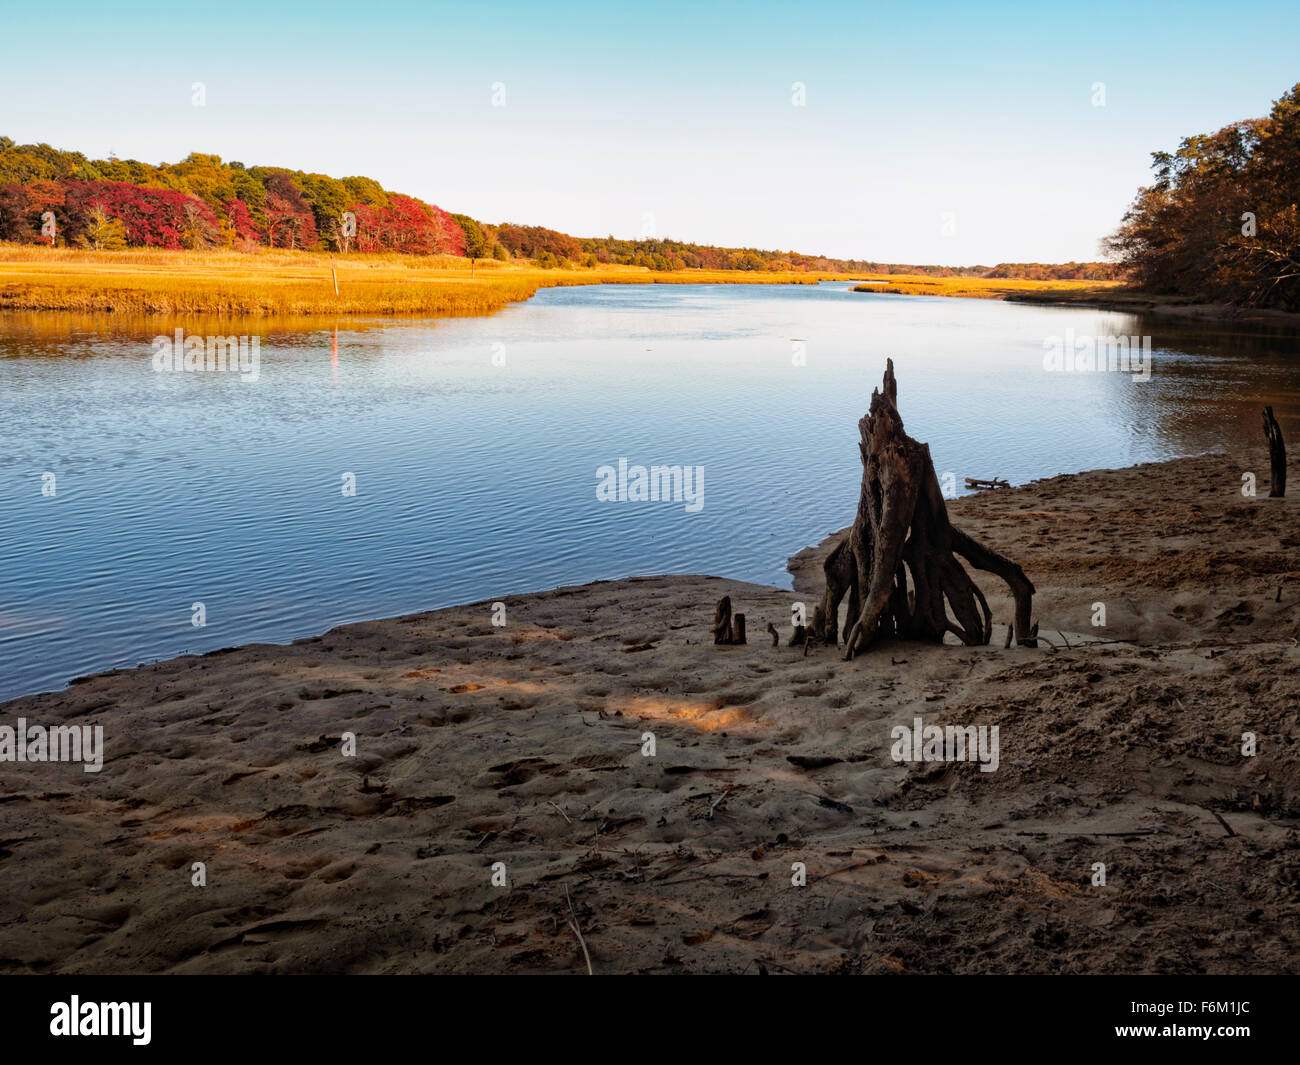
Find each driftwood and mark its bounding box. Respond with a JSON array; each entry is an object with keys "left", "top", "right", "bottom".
[
  {"left": 766, "top": 622, "right": 779, "bottom": 647},
  {"left": 1262, "top": 405, "right": 1286, "bottom": 497},
  {"left": 965, "top": 476, "right": 1009, "bottom": 490},
  {"left": 807, "top": 360, "right": 1037, "bottom": 658}
]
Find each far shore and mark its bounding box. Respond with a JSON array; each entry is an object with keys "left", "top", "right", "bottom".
[
  {"left": 847, "top": 279, "right": 1300, "bottom": 325},
  {"left": 1004, "top": 289, "right": 1300, "bottom": 326},
  {"left": 0, "top": 243, "right": 1122, "bottom": 320},
  {"left": 1, "top": 448, "right": 1295, "bottom": 974},
  {"left": 852, "top": 278, "right": 1300, "bottom": 326},
  {"left": 10, "top": 244, "right": 1291, "bottom": 327}
]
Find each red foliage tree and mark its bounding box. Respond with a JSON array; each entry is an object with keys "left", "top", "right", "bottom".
[
  {"left": 350, "top": 195, "right": 464, "bottom": 255},
  {"left": 55, "top": 180, "right": 216, "bottom": 249},
  {"left": 262, "top": 173, "right": 318, "bottom": 250},
  {"left": 496, "top": 223, "right": 582, "bottom": 260},
  {"left": 223, "top": 198, "right": 261, "bottom": 247},
  {"left": 0, "top": 183, "right": 36, "bottom": 242}
]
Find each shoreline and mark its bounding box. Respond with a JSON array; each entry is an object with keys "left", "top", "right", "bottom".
[
  {"left": 1003, "top": 290, "right": 1300, "bottom": 326},
  {"left": 1, "top": 449, "right": 1296, "bottom": 973}
]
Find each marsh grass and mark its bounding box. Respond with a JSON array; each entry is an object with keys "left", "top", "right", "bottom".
[
  {"left": 851, "top": 276, "right": 1123, "bottom": 300},
  {"left": 0, "top": 244, "right": 1119, "bottom": 318},
  {"left": 0, "top": 244, "right": 853, "bottom": 319}
]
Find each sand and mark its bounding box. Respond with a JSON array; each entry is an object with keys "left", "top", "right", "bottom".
[{"left": 0, "top": 448, "right": 1296, "bottom": 974}]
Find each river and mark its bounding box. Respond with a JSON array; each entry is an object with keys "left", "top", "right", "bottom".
[{"left": 1, "top": 281, "right": 1297, "bottom": 700}]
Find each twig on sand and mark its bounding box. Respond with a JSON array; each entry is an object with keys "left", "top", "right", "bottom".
[
  {"left": 1016, "top": 829, "right": 1164, "bottom": 838},
  {"left": 565, "top": 885, "right": 593, "bottom": 975},
  {"left": 547, "top": 801, "right": 572, "bottom": 824},
  {"left": 707, "top": 790, "right": 731, "bottom": 819},
  {"left": 655, "top": 871, "right": 769, "bottom": 887},
  {"left": 1205, "top": 808, "right": 1236, "bottom": 837}
]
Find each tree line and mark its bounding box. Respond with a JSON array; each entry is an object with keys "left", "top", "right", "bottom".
[{"left": 0, "top": 136, "right": 1118, "bottom": 281}]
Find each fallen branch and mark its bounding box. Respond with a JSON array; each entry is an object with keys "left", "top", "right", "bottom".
[{"left": 565, "top": 885, "right": 593, "bottom": 975}]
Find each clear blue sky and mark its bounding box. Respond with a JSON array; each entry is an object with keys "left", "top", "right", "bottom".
[{"left": 3, "top": 0, "right": 1297, "bottom": 264}]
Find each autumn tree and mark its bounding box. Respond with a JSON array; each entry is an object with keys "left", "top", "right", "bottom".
[
  {"left": 222, "top": 198, "right": 261, "bottom": 249},
  {"left": 81, "top": 204, "right": 127, "bottom": 250},
  {"left": 0, "top": 183, "right": 35, "bottom": 242},
  {"left": 452, "top": 213, "right": 488, "bottom": 260},
  {"left": 261, "top": 172, "right": 318, "bottom": 250},
  {"left": 1107, "top": 83, "right": 1300, "bottom": 310}
]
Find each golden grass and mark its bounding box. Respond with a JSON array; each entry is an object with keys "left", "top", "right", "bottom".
[
  {"left": 851, "top": 275, "right": 1123, "bottom": 300},
  {"left": 0, "top": 244, "right": 859, "bottom": 319}
]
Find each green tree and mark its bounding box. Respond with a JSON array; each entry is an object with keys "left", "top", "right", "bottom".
[{"left": 451, "top": 213, "right": 488, "bottom": 259}]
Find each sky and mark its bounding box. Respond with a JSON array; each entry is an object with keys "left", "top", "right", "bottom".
[{"left": 3, "top": 0, "right": 1298, "bottom": 265}]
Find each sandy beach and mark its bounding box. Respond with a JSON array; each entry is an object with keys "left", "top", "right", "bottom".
[{"left": 1, "top": 448, "right": 1296, "bottom": 975}]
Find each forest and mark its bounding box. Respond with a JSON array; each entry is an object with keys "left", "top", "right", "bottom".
[{"left": 1106, "top": 83, "right": 1300, "bottom": 310}]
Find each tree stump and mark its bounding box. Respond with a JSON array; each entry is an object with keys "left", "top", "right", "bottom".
[
  {"left": 710, "top": 597, "right": 748, "bottom": 644},
  {"left": 1263, "top": 405, "right": 1286, "bottom": 497},
  {"left": 808, "top": 360, "right": 1037, "bottom": 657},
  {"left": 712, "top": 596, "right": 733, "bottom": 644}
]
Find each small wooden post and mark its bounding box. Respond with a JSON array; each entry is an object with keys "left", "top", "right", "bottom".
[
  {"left": 1263, "top": 405, "right": 1286, "bottom": 497},
  {"left": 732, "top": 613, "right": 747, "bottom": 645}
]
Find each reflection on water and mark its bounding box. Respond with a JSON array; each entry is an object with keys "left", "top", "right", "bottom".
[{"left": 1, "top": 282, "right": 1297, "bottom": 701}]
